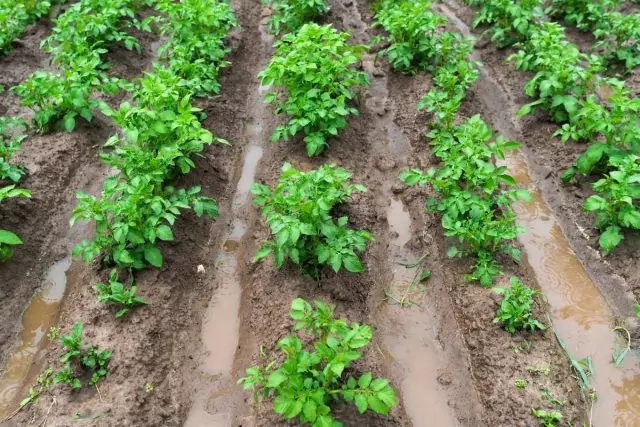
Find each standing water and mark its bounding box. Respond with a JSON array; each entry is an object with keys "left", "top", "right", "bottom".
[{"left": 0, "top": 256, "right": 71, "bottom": 420}]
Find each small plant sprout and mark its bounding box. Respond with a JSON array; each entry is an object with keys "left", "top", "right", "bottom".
[
  {"left": 252, "top": 163, "right": 373, "bottom": 279},
  {"left": 145, "top": 383, "right": 153, "bottom": 393},
  {"left": 94, "top": 269, "right": 148, "bottom": 318},
  {"left": 493, "top": 277, "right": 545, "bottom": 333},
  {"left": 238, "top": 298, "right": 397, "bottom": 425},
  {"left": 531, "top": 408, "right": 562, "bottom": 426},
  {"left": 515, "top": 378, "right": 527, "bottom": 389}
]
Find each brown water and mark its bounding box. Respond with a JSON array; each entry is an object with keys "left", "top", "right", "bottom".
[
  {"left": 0, "top": 256, "right": 71, "bottom": 419},
  {"left": 508, "top": 152, "right": 640, "bottom": 427},
  {"left": 382, "top": 198, "right": 459, "bottom": 427},
  {"left": 365, "top": 52, "right": 458, "bottom": 426}
]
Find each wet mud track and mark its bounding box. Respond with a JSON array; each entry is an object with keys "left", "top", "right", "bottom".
[{"left": 1, "top": 0, "right": 639, "bottom": 425}]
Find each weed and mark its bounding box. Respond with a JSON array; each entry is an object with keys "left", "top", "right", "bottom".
[
  {"left": 252, "top": 163, "right": 373, "bottom": 278},
  {"left": 238, "top": 298, "right": 397, "bottom": 425},
  {"left": 55, "top": 322, "right": 112, "bottom": 388},
  {"left": 515, "top": 378, "right": 527, "bottom": 389}
]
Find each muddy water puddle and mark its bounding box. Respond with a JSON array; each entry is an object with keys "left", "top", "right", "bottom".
[
  {"left": 509, "top": 153, "right": 640, "bottom": 426},
  {"left": 382, "top": 198, "right": 458, "bottom": 427},
  {"left": 185, "top": 142, "right": 264, "bottom": 427},
  {"left": 0, "top": 256, "right": 71, "bottom": 419}
]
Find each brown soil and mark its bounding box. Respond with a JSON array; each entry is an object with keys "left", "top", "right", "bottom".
[{"left": 0, "top": 0, "right": 603, "bottom": 426}]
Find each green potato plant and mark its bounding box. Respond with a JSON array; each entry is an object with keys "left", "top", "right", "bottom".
[
  {"left": 156, "top": 0, "right": 237, "bottom": 97},
  {"left": 0, "top": 185, "right": 31, "bottom": 263},
  {"left": 0, "top": 0, "right": 63, "bottom": 53},
  {"left": 594, "top": 12, "right": 640, "bottom": 71},
  {"left": 0, "top": 116, "right": 27, "bottom": 183},
  {"left": 94, "top": 269, "right": 148, "bottom": 318},
  {"left": 466, "top": 0, "right": 544, "bottom": 48},
  {"left": 259, "top": 23, "right": 368, "bottom": 156},
  {"left": 583, "top": 154, "right": 640, "bottom": 252},
  {"left": 264, "top": 0, "right": 327, "bottom": 35},
  {"left": 238, "top": 298, "right": 397, "bottom": 426},
  {"left": 372, "top": 0, "right": 447, "bottom": 73},
  {"left": 54, "top": 322, "right": 112, "bottom": 389},
  {"left": 251, "top": 162, "right": 373, "bottom": 279},
  {"left": 493, "top": 277, "right": 545, "bottom": 333}
]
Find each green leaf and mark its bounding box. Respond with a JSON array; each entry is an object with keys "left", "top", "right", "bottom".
[
  {"left": 599, "top": 226, "right": 623, "bottom": 253},
  {"left": 358, "top": 372, "right": 372, "bottom": 388},
  {"left": 156, "top": 225, "right": 174, "bottom": 241},
  {"left": 266, "top": 371, "right": 287, "bottom": 388},
  {"left": 144, "top": 247, "right": 163, "bottom": 268},
  {"left": 252, "top": 246, "right": 271, "bottom": 263},
  {"left": 303, "top": 399, "right": 317, "bottom": 420},
  {"left": 343, "top": 255, "right": 363, "bottom": 273},
  {"left": 355, "top": 394, "right": 368, "bottom": 414},
  {"left": 367, "top": 395, "right": 389, "bottom": 415},
  {"left": 0, "top": 230, "right": 23, "bottom": 245},
  {"left": 63, "top": 114, "right": 76, "bottom": 132},
  {"left": 370, "top": 378, "right": 389, "bottom": 391}
]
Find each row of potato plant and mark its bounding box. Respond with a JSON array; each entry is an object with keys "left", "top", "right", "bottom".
[
  {"left": 240, "top": 2, "right": 397, "bottom": 425},
  {"left": 374, "top": 0, "right": 530, "bottom": 287},
  {"left": 71, "top": 0, "right": 236, "bottom": 271},
  {"left": 548, "top": 0, "right": 640, "bottom": 71},
  {"left": 13, "top": 0, "right": 155, "bottom": 132},
  {"left": 0, "top": 116, "right": 30, "bottom": 262},
  {"left": 0, "top": 0, "right": 64, "bottom": 53},
  {"left": 18, "top": 0, "right": 236, "bottom": 410},
  {"left": 465, "top": 1, "right": 640, "bottom": 253},
  {"left": 467, "top": 0, "right": 640, "bottom": 72}
]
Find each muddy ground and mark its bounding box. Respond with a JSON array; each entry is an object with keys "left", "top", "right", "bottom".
[{"left": 4, "top": 0, "right": 639, "bottom": 425}]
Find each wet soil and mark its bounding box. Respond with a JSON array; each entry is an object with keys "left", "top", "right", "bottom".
[{"left": 4, "top": 0, "right": 633, "bottom": 425}]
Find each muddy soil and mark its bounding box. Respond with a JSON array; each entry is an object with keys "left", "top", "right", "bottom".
[
  {"left": 440, "top": 0, "right": 640, "bottom": 326},
  {"left": 0, "top": 0, "right": 601, "bottom": 426}
]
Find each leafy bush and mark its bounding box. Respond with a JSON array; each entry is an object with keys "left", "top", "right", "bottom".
[
  {"left": 238, "top": 298, "right": 397, "bottom": 426},
  {"left": 156, "top": 0, "right": 237, "bottom": 96},
  {"left": 94, "top": 269, "right": 148, "bottom": 317},
  {"left": 594, "top": 12, "right": 640, "bottom": 71},
  {"left": 547, "top": 0, "right": 617, "bottom": 31},
  {"left": 0, "top": 0, "right": 62, "bottom": 53},
  {"left": 54, "top": 322, "right": 112, "bottom": 388},
  {"left": 583, "top": 154, "right": 640, "bottom": 252},
  {"left": 467, "top": 0, "right": 544, "bottom": 48},
  {"left": 251, "top": 162, "right": 373, "bottom": 279},
  {"left": 401, "top": 116, "right": 530, "bottom": 286},
  {"left": 259, "top": 23, "right": 368, "bottom": 156},
  {"left": 532, "top": 408, "right": 562, "bottom": 426},
  {"left": 264, "top": 0, "right": 327, "bottom": 35},
  {"left": 0, "top": 116, "right": 27, "bottom": 183},
  {"left": 0, "top": 185, "right": 30, "bottom": 263},
  {"left": 372, "top": 0, "right": 446, "bottom": 73},
  {"left": 509, "top": 22, "right": 602, "bottom": 123},
  {"left": 493, "top": 277, "right": 545, "bottom": 333}
]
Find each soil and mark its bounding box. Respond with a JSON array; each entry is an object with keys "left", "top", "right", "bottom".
[{"left": 5, "top": 0, "right": 637, "bottom": 425}]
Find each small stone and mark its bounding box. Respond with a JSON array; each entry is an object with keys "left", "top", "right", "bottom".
[
  {"left": 372, "top": 68, "right": 386, "bottom": 78},
  {"left": 391, "top": 183, "right": 405, "bottom": 194},
  {"left": 197, "top": 264, "right": 205, "bottom": 274}
]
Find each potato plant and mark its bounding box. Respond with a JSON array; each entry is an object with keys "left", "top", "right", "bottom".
[
  {"left": 251, "top": 163, "right": 373, "bottom": 279},
  {"left": 465, "top": 0, "right": 544, "bottom": 48},
  {"left": 372, "top": 0, "right": 447, "bottom": 73},
  {"left": 264, "top": 0, "right": 327, "bottom": 35},
  {"left": 54, "top": 322, "right": 111, "bottom": 388},
  {"left": 0, "top": 116, "right": 27, "bottom": 183},
  {"left": 0, "top": 0, "right": 63, "bottom": 53},
  {"left": 238, "top": 299, "right": 397, "bottom": 426},
  {"left": 156, "top": 0, "right": 237, "bottom": 97},
  {"left": 259, "top": 23, "right": 368, "bottom": 156},
  {"left": 583, "top": 154, "right": 640, "bottom": 252},
  {"left": 14, "top": 0, "right": 152, "bottom": 132},
  {"left": 0, "top": 185, "right": 31, "bottom": 263},
  {"left": 493, "top": 277, "right": 545, "bottom": 333},
  {"left": 94, "top": 269, "right": 148, "bottom": 318}
]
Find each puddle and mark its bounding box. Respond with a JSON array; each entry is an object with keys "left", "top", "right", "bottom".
[
  {"left": 365, "top": 54, "right": 458, "bottom": 426},
  {"left": 508, "top": 153, "right": 640, "bottom": 426},
  {"left": 382, "top": 199, "right": 458, "bottom": 427},
  {"left": 185, "top": 138, "right": 263, "bottom": 425},
  {"left": 0, "top": 256, "right": 71, "bottom": 419}
]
